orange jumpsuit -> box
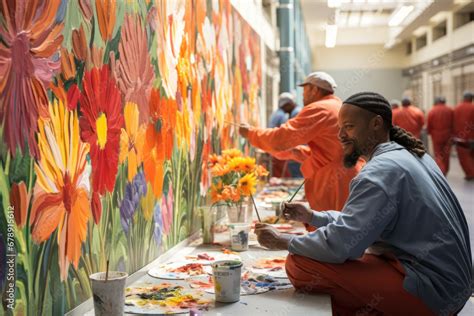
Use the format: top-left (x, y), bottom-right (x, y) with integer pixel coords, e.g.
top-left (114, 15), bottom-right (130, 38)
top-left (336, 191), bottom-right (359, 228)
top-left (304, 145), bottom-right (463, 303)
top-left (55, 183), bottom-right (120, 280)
top-left (427, 103), bottom-right (453, 175)
top-left (453, 102), bottom-right (474, 178)
top-left (392, 105), bottom-right (425, 139)
top-left (286, 253), bottom-right (435, 315)
top-left (247, 95), bottom-right (363, 212)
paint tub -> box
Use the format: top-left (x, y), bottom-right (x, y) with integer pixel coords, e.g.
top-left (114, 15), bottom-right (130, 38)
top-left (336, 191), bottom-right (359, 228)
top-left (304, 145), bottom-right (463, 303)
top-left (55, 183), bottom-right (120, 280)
top-left (228, 223), bottom-right (250, 251)
top-left (89, 271), bottom-right (128, 316)
top-left (211, 260), bottom-right (243, 303)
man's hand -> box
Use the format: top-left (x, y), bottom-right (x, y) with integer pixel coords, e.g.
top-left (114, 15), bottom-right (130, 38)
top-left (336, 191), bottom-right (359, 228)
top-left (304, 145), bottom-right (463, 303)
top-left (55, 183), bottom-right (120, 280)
top-left (238, 123), bottom-right (251, 139)
top-left (254, 223), bottom-right (291, 250)
top-left (281, 202), bottom-right (313, 223)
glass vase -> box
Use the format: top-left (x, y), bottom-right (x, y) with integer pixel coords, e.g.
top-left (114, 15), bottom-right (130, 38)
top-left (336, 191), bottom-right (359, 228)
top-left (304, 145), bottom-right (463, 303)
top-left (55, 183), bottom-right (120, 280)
top-left (200, 206), bottom-right (217, 244)
top-left (225, 200), bottom-right (252, 224)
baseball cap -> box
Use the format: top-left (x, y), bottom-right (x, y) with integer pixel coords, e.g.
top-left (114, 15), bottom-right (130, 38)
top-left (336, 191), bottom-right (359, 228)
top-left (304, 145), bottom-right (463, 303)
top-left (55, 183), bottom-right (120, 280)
top-left (298, 72), bottom-right (337, 93)
top-left (278, 92), bottom-right (296, 108)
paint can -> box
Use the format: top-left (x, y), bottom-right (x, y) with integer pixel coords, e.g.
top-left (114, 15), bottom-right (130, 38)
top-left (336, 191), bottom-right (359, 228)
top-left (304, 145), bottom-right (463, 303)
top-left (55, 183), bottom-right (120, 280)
top-left (211, 260), bottom-right (243, 303)
top-left (89, 271), bottom-right (128, 316)
top-left (228, 223), bottom-right (250, 251)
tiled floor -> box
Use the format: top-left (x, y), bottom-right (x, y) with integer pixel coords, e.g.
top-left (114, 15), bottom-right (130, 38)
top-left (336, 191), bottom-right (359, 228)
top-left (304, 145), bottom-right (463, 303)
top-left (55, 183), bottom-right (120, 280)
top-left (447, 157), bottom-right (474, 315)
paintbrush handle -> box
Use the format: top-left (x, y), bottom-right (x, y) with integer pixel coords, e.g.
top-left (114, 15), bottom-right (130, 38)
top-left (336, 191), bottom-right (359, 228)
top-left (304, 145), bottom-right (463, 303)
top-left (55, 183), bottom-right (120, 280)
top-left (287, 179), bottom-right (306, 202)
top-left (275, 179), bottom-right (306, 224)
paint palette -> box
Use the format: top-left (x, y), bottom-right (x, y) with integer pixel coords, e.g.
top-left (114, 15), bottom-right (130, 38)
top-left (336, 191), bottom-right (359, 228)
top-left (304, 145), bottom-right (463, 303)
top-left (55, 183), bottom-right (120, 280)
top-left (183, 251), bottom-right (242, 265)
top-left (250, 257), bottom-right (288, 279)
top-left (125, 283), bottom-right (213, 314)
top-left (189, 274), bottom-right (271, 295)
top-left (148, 262), bottom-right (212, 280)
top-left (204, 284), bottom-right (269, 295)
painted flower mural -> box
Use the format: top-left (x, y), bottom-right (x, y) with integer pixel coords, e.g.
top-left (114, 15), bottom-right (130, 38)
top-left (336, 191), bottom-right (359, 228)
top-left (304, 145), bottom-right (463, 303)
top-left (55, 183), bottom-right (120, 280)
top-left (0, 0), bottom-right (262, 314)
top-left (79, 66), bottom-right (123, 195)
top-left (0, 0), bottom-right (64, 157)
top-left (30, 99), bottom-right (91, 281)
top-left (115, 14), bottom-right (154, 124)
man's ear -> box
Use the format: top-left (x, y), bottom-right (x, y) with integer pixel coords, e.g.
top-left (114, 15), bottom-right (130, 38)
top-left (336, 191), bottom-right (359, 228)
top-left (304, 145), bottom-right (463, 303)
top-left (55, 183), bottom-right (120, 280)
top-left (371, 115), bottom-right (384, 131)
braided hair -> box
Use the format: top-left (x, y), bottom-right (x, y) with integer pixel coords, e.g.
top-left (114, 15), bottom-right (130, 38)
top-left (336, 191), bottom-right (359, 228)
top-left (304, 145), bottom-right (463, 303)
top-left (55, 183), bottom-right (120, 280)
top-left (343, 92), bottom-right (426, 158)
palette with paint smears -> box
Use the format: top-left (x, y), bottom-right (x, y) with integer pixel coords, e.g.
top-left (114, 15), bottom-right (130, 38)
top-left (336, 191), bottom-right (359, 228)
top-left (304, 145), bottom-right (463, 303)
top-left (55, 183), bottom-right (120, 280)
top-left (148, 262), bottom-right (212, 280)
top-left (250, 257), bottom-right (288, 279)
top-left (187, 274), bottom-right (270, 295)
top-left (125, 283), bottom-right (212, 314)
top-left (183, 251), bottom-right (242, 265)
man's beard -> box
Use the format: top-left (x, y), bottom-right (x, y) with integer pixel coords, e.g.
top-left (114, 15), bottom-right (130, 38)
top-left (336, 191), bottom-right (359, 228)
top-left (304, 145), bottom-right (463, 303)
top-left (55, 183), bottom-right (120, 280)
top-left (343, 143), bottom-right (363, 168)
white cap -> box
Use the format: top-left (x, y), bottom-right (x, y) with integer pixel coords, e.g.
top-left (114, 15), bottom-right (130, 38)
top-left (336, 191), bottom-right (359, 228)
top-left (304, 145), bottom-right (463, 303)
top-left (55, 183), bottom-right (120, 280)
top-left (298, 71), bottom-right (337, 93)
top-left (278, 92), bottom-right (295, 108)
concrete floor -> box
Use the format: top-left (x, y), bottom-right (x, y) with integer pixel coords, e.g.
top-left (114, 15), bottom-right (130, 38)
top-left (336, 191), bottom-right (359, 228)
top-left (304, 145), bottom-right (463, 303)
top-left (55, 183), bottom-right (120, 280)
top-left (447, 157), bottom-right (474, 315)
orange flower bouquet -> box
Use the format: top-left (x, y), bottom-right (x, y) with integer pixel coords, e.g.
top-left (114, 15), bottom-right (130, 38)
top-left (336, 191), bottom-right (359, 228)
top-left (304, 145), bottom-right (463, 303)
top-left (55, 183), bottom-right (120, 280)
top-left (208, 149), bottom-right (268, 223)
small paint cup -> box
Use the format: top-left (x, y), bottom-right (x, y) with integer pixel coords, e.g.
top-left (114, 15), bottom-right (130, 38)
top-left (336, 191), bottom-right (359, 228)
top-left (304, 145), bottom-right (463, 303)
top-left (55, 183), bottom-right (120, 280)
top-left (228, 223), bottom-right (250, 251)
top-left (89, 271), bottom-right (128, 316)
top-left (211, 260), bottom-right (243, 303)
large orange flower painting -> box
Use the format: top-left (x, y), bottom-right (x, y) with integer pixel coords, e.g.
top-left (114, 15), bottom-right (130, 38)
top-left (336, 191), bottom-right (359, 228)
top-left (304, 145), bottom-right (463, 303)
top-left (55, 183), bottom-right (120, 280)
top-left (31, 99), bottom-right (90, 281)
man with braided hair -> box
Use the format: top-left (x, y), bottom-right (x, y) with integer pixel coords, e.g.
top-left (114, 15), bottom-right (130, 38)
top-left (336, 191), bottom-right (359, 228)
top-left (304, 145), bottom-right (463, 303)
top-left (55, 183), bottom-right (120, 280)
top-left (254, 92), bottom-right (471, 315)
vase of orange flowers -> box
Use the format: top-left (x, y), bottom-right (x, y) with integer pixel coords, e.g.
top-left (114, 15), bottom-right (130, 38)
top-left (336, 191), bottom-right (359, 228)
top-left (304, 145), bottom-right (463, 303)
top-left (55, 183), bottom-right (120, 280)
top-left (209, 149), bottom-right (268, 224)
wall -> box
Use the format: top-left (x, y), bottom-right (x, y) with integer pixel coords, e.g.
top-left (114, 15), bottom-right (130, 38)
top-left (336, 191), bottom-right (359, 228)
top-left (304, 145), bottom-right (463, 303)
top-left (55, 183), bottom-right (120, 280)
top-left (0, 0), bottom-right (263, 314)
top-left (313, 44), bottom-right (407, 101)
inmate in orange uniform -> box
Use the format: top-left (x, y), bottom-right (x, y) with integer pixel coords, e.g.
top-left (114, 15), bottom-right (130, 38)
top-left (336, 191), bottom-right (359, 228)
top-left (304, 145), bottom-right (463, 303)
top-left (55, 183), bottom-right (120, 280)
top-left (453, 99), bottom-right (474, 179)
top-left (246, 95), bottom-right (363, 211)
top-left (427, 101), bottom-right (453, 175)
top-left (392, 104), bottom-right (425, 139)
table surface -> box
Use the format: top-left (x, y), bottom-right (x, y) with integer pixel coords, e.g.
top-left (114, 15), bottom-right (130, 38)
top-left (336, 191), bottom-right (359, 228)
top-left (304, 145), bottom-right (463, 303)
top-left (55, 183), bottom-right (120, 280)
top-left (79, 203), bottom-right (332, 315)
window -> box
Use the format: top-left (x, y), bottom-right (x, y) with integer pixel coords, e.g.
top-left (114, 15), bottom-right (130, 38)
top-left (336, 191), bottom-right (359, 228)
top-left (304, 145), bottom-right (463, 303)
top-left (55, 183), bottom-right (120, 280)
top-left (416, 34), bottom-right (427, 50)
top-left (406, 41), bottom-right (412, 55)
top-left (432, 21), bottom-right (447, 41)
top-left (454, 3), bottom-right (474, 29)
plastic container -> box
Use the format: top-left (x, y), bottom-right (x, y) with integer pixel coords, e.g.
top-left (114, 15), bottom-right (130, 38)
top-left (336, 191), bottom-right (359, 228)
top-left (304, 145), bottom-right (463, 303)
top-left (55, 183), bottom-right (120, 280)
top-left (228, 223), bottom-right (250, 251)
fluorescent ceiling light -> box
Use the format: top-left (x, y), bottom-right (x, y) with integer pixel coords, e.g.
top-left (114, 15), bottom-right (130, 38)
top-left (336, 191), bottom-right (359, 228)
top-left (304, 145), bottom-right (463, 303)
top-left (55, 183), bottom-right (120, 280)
top-left (328, 0), bottom-right (342, 8)
top-left (353, 0), bottom-right (366, 4)
top-left (388, 5), bottom-right (414, 27)
top-left (325, 24), bottom-right (338, 48)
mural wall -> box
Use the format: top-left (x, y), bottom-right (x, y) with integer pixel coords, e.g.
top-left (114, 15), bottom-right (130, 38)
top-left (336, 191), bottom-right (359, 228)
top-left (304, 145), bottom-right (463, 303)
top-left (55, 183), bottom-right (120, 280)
top-left (0, 0), bottom-right (262, 314)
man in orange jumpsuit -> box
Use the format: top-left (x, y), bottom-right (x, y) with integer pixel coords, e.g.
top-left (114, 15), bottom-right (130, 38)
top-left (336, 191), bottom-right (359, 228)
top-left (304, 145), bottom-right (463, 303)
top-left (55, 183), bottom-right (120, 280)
top-left (239, 72), bottom-right (363, 213)
top-left (392, 97), bottom-right (425, 139)
top-left (453, 91), bottom-right (474, 180)
top-left (427, 96), bottom-right (453, 175)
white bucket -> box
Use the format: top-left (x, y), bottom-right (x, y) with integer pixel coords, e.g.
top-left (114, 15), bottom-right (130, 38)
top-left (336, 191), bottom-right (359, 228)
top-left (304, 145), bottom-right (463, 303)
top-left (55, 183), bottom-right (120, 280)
top-left (211, 260), bottom-right (243, 303)
top-left (228, 223), bottom-right (250, 251)
top-left (89, 271), bottom-right (128, 316)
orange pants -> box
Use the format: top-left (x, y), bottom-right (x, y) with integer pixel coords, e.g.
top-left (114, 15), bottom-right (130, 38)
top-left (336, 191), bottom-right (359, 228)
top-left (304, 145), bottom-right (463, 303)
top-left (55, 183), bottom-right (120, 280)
top-left (432, 140), bottom-right (451, 175)
top-left (285, 253), bottom-right (435, 316)
top-left (456, 146), bottom-right (474, 178)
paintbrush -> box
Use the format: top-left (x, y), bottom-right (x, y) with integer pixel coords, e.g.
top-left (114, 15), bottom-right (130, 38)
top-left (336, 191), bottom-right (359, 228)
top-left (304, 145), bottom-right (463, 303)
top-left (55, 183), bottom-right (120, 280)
top-left (274, 179), bottom-right (306, 224)
top-left (250, 194), bottom-right (262, 222)
top-left (224, 120), bottom-right (243, 127)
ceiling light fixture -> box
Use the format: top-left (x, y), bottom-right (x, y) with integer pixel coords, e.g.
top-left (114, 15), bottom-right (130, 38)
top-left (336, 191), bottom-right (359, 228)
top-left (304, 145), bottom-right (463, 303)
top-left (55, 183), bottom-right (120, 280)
top-left (325, 24), bottom-right (338, 48)
top-left (388, 5), bottom-right (414, 27)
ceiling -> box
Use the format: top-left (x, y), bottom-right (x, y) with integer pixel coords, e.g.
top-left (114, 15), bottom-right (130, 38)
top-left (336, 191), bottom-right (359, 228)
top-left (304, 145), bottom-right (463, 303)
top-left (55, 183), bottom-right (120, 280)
top-left (300, 0), bottom-right (446, 48)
